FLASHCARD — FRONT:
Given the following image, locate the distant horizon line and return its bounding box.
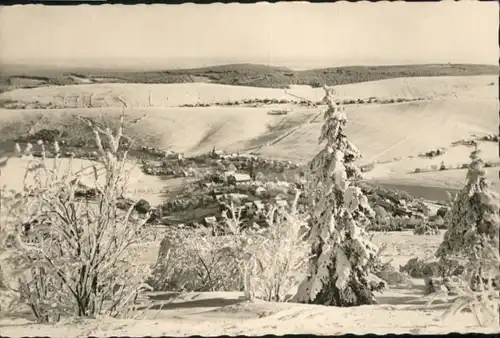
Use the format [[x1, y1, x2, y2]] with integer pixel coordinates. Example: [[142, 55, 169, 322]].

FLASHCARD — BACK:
[[1, 58, 498, 72]]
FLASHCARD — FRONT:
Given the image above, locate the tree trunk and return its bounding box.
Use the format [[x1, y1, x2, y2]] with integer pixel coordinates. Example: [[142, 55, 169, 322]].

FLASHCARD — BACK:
[[243, 263, 255, 301], [312, 269, 377, 307]]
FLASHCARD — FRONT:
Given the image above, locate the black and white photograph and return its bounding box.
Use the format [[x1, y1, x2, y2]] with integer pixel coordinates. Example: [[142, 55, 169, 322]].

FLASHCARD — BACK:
[[0, 2, 498, 336]]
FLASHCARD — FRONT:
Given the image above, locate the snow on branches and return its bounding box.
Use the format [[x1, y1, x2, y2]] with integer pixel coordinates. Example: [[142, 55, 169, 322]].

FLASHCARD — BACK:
[[436, 147, 499, 278], [293, 86, 383, 307]]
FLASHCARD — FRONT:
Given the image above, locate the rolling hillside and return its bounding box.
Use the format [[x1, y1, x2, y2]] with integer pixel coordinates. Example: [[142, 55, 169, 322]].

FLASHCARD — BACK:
[[0, 75, 496, 109], [0, 75, 496, 160], [257, 97, 499, 164], [0, 106, 318, 156], [1, 63, 497, 94], [0, 74, 497, 201], [368, 165, 500, 201]]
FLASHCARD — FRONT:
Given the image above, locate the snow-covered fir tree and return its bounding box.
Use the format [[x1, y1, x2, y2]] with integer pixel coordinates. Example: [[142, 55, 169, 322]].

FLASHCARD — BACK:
[[436, 147, 499, 280], [293, 86, 383, 306]]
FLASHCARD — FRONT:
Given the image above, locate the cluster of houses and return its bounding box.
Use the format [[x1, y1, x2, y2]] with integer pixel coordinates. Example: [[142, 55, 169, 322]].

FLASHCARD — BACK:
[[209, 149, 258, 161], [366, 186, 451, 231], [478, 133, 499, 142], [419, 147, 447, 159], [140, 145, 184, 161], [178, 98, 316, 109], [371, 192, 429, 219], [450, 134, 498, 149], [137, 147, 304, 231], [163, 189, 291, 231], [451, 139, 478, 148], [209, 170, 294, 229], [142, 162, 198, 178], [162, 168, 294, 230], [139, 146, 300, 181], [267, 109, 290, 116], [209, 148, 298, 172]]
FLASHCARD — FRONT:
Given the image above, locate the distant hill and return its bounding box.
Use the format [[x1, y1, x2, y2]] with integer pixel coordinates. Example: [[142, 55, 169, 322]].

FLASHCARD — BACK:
[[0, 63, 498, 92]]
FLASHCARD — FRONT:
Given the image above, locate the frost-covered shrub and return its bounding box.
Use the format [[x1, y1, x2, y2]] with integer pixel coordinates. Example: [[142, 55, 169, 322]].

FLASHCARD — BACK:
[[429, 215, 446, 229], [213, 197, 311, 302], [366, 205, 394, 232], [413, 222, 440, 235], [426, 242, 500, 326], [18, 129, 67, 144], [293, 86, 383, 307], [424, 277, 448, 295], [436, 148, 499, 280], [437, 206, 449, 218], [149, 228, 243, 292], [0, 113, 152, 322], [369, 243, 410, 286], [377, 268, 412, 286], [151, 194, 310, 302], [265, 181, 289, 197], [399, 258, 444, 278], [238, 193, 311, 302], [432, 149, 500, 325]]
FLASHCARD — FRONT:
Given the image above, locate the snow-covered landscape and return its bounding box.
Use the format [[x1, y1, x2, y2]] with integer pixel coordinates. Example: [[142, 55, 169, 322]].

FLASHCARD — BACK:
[[0, 2, 498, 337]]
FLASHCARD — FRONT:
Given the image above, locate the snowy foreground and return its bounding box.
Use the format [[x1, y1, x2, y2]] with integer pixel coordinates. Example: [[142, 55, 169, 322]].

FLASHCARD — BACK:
[[1, 231, 498, 336], [1, 289, 498, 336]]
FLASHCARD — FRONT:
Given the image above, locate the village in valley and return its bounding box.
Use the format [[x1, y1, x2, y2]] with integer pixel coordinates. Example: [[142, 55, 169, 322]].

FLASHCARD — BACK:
[[139, 147, 299, 230], [102, 144, 444, 235]]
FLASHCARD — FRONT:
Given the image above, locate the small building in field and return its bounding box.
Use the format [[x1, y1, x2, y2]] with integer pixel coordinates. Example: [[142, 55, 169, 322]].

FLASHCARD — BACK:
[[203, 216, 217, 226], [227, 173, 252, 185], [165, 151, 184, 161], [211, 149, 226, 159]]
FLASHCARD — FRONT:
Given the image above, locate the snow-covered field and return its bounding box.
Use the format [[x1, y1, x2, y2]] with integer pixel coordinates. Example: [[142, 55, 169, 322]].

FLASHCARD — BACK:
[[0, 157, 186, 207], [0, 75, 496, 108], [2, 294, 498, 336], [1, 231, 498, 336], [257, 97, 498, 163]]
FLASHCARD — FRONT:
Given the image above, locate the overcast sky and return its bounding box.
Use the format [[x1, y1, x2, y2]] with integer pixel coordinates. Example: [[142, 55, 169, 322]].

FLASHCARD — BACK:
[[0, 2, 497, 69]]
